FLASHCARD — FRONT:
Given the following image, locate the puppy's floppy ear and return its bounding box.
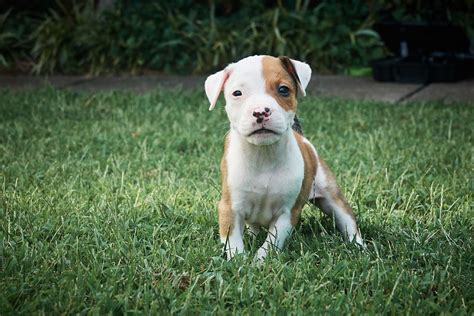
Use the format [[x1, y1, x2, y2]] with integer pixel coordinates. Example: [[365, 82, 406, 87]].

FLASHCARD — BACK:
[[291, 59, 312, 96], [205, 68, 230, 111], [278, 56, 312, 97]]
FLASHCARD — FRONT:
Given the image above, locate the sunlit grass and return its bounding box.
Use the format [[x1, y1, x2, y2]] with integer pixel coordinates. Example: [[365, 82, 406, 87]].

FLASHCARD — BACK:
[[0, 88, 472, 314]]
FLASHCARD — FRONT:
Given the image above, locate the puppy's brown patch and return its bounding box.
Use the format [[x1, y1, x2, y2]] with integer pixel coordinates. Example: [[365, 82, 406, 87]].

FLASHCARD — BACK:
[[291, 132, 318, 225], [218, 133, 233, 238], [278, 56, 302, 94], [262, 56, 298, 112]]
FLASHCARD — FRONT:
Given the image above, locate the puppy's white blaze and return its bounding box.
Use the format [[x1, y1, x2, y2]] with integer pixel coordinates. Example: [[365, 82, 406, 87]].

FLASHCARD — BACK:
[[224, 55, 266, 99], [290, 58, 312, 96], [205, 69, 229, 111]]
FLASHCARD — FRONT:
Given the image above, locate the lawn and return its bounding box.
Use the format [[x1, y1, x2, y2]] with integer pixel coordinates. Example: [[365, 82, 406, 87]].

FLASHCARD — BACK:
[[0, 88, 472, 314]]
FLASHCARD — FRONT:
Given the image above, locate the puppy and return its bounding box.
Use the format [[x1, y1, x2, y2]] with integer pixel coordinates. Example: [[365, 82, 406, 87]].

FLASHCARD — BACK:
[[205, 55, 364, 260]]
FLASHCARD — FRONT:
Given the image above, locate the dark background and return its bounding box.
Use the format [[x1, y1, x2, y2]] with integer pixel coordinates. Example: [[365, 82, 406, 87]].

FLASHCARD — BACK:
[[0, 0, 472, 75]]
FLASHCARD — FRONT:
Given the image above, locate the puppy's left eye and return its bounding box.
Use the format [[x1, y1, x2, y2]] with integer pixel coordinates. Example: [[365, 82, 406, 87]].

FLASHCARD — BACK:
[[232, 90, 242, 97], [278, 85, 290, 96]]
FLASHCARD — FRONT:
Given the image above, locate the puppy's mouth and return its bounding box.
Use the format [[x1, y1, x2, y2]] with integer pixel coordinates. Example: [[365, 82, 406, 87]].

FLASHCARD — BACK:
[[248, 128, 278, 136]]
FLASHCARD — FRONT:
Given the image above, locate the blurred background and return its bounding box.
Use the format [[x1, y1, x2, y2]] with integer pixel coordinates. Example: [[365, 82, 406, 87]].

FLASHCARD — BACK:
[[0, 0, 472, 78]]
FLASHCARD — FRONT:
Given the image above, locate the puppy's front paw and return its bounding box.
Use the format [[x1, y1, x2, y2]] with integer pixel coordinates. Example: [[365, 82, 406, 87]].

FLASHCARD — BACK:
[[246, 224, 261, 237], [253, 247, 268, 264], [223, 246, 245, 261]]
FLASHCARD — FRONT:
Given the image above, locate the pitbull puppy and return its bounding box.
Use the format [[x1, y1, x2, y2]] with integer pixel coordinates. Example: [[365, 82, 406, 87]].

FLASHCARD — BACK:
[[205, 55, 364, 260]]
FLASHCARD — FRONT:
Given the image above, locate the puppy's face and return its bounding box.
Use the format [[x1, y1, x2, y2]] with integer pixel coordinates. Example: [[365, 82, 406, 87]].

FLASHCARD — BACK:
[[205, 55, 311, 145]]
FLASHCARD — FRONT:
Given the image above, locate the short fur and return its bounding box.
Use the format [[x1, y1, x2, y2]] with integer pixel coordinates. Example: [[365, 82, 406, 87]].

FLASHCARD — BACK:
[[204, 55, 364, 261]]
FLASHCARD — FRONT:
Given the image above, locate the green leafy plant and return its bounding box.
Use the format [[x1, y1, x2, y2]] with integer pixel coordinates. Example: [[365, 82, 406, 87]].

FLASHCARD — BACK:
[[31, 0, 100, 74], [1, 0, 472, 75], [0, 9, 36, 70], [0, 10, 16, 67]]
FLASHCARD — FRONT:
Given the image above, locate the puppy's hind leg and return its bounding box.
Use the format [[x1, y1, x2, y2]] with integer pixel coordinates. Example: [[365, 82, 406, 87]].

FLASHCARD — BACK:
[[310, 159, 364, 247]]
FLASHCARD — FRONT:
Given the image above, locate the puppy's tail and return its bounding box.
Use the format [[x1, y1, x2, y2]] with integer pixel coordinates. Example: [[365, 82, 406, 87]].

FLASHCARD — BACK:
[[292, 115, 303, 135]]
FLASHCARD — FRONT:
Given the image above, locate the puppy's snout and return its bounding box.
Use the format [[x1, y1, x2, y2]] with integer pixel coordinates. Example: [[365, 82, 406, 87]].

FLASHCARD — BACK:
[[252, 107, 272, 123]]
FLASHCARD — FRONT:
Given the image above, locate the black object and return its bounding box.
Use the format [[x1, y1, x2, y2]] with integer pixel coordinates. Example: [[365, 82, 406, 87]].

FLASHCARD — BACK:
[[371, 23, 474, 83], [292, 115, 303, 135]]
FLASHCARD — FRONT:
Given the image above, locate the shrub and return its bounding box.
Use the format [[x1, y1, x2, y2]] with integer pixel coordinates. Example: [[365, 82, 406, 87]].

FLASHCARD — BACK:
[[0, 0, 472, 75], [0, 9, 37, 71]]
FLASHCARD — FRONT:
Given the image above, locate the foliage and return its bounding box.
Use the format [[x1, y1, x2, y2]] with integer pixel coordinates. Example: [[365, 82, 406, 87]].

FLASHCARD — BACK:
[[0, 0, 385, 74], [31, 1, 95, 74], [0, 0, 472, 74], [0, 10, 16, 67], [0, 88, 473, 313], [0, 10, 36, 70]]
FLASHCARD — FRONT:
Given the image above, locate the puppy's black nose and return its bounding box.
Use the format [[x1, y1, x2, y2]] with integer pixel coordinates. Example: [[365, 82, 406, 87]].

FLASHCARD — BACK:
[[253, 107, 272, 123], [253, 108, 271, 117]]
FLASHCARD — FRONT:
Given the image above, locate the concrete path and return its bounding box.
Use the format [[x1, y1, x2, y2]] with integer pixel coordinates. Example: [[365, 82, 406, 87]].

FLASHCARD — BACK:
[[1, 74, 473, 103]]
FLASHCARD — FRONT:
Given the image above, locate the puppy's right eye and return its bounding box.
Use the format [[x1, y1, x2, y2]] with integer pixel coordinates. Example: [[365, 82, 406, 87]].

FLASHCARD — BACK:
[[232, 90, 242, 97]]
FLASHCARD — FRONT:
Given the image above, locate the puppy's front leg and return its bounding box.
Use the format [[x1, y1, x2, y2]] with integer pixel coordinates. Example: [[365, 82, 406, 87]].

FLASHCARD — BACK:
[[219, 201, 244, 259], [255, 213, 293, 261], [246, 223, 261, 237]]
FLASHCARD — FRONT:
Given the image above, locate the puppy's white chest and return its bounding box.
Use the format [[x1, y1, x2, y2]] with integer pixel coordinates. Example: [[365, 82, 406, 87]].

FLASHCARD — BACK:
[[226, 131, 304, 226]]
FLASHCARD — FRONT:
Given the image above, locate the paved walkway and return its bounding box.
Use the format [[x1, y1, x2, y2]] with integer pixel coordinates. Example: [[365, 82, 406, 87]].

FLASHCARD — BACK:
[[1, 75, 473, 103]]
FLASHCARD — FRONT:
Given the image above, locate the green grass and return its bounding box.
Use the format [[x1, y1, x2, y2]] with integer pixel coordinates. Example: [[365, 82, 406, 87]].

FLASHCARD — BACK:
[[0, 88, 472, 314]]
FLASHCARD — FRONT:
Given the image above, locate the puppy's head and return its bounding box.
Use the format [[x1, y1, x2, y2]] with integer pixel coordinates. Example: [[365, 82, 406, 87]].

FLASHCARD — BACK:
[[205, 55, 311, 146]]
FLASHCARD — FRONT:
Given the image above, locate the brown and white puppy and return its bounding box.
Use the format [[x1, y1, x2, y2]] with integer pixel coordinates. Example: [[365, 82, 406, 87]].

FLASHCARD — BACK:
[[205, 55, 364, 260]]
